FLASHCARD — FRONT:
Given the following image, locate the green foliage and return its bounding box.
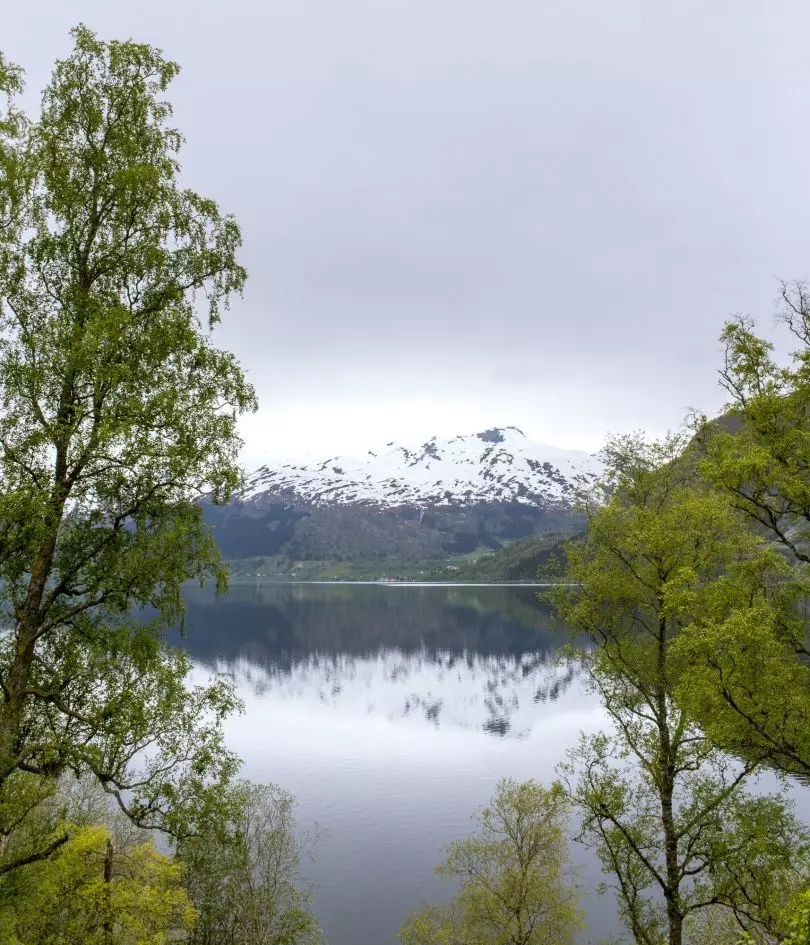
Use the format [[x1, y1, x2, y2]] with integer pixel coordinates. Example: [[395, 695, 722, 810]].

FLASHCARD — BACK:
[[399, 778, 582, 945], [426, 533, 568, 582], [0, 822, 194, 944], [224, 532, 568, 583], [685, 292, 810, 777], [0, 776, 323, 945], [551, 434, 809, 945], [179, 781, 322, 945], [0, 51, 26, 241], [782, 890, 810, 945], [701, 291, 810, 564], [673, 600, 810, 779], [0, 25, 255, 873]]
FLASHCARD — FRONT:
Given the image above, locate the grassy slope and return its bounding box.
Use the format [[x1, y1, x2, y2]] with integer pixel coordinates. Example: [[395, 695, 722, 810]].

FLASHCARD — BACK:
[[225, 534, 570, 583], [420, 533, 568, 582]]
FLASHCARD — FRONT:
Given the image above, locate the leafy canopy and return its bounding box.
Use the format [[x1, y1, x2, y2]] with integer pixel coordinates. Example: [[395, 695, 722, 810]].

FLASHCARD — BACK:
[[0, 24, 255, 874], [684, 285, 810, 776], [0, 824, 194, 945], [551, 435, 809, 945], [399, 778, 582, 945], [0, 775, 196, 945], [179, 781, 323, 945]]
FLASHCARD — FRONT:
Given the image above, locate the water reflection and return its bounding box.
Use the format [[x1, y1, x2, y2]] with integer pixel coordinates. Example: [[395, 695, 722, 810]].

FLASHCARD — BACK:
[[172, 583, 610, 945], [216, 648, 581, 738], [177, 583, 582, 739]]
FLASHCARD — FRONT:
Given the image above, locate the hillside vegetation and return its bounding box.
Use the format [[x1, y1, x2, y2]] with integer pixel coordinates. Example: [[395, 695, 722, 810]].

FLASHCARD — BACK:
[[418, 533, 568, 582], [225, 533, 569, 582]]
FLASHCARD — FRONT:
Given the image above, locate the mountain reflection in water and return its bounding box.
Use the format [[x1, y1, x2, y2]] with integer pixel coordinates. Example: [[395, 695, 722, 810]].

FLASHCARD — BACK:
[[170, 582, 612, 945], [176, 582, 583, 739]]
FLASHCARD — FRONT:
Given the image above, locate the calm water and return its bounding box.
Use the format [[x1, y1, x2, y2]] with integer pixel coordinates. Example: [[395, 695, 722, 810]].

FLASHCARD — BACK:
[[175, 582, 617, 945]]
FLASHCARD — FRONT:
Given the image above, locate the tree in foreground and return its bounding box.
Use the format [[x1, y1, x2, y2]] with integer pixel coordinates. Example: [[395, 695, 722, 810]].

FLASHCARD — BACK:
[[551, 435, 810, 945], [399, 778, 582, 945], [682, 287, 810, 777], [0, 776, 194, 943], [0, 776, 322, 944], [179, 781, 323, 945], [779, 891, 810, 945], [0, 826, 194, 944], [0, 24, 256, 874]]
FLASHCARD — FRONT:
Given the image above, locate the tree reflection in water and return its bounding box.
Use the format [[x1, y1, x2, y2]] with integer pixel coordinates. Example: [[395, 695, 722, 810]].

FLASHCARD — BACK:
[[174, 583, 586, 738]]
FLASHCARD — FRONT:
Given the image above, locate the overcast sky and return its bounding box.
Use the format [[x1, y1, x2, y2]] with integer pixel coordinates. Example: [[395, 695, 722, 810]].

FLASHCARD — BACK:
[[5, 2, 810, 465]]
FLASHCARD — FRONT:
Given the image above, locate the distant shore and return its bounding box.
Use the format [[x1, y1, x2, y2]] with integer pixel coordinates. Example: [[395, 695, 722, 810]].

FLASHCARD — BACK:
[[218, 579, 568, 588]]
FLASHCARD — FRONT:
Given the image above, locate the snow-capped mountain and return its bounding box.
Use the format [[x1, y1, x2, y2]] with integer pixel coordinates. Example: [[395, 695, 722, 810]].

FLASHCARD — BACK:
[[244, 426, 602, 509], [203, 427, 602, 566]]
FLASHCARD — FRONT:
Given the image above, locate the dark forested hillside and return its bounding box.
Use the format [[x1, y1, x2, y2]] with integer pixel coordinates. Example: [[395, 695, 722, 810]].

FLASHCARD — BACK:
[[203, 497, 584, 571]]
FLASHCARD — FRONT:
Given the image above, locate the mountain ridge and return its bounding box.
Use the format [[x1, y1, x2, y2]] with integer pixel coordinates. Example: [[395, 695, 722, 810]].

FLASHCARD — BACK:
[[202, 427, 602, 572], [242, 426, 602, 510]]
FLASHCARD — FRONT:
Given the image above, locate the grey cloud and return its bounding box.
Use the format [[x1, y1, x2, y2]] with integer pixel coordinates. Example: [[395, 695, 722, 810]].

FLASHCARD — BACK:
[[4, 0, 809, 455]]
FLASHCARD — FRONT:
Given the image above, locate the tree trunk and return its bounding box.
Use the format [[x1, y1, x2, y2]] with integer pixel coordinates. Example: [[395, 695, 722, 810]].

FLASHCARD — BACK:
[[656, 616, 683, 945], [103, 836, 114, 945], [661, 771, 683, 945], [0, 529, 60, 784], [0, 436, 71, 791]]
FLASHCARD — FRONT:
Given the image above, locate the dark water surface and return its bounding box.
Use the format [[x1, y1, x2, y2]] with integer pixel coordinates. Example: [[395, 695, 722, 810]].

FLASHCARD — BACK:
[[176, 582, 616, 944]]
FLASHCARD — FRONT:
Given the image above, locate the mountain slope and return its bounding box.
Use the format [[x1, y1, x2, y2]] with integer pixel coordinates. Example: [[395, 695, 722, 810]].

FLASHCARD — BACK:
[[244, 426, 601, 509], [204, 427, 602, 569], [422, 533, 570, 583]]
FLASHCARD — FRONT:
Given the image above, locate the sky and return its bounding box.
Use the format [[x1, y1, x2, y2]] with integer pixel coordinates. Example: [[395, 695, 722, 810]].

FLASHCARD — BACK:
[[4, 1, 810, 466]]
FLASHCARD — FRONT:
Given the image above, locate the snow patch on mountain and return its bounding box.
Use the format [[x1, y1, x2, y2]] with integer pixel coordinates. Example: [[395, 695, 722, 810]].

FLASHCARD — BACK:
[[244, 426, 602, 509]]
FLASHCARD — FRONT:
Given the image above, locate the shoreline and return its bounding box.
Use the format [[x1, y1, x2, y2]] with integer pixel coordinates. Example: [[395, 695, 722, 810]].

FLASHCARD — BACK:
[[219, 579, 568, 588]]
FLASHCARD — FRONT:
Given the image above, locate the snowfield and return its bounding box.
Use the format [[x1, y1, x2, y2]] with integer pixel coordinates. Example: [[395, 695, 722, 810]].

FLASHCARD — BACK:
[[244, 426, 603, 509]]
